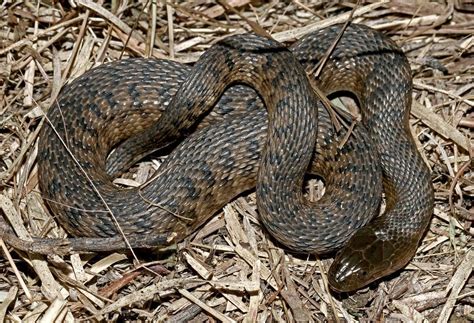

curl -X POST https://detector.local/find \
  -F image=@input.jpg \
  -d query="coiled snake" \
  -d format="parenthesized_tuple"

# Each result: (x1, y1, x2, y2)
(37, 24, 434, 292)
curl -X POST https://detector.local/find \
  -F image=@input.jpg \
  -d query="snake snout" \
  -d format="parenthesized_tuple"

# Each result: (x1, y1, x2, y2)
(327, 226, 382, 292)
(327, 247, 371, 292)
(327, 224, 420, 292)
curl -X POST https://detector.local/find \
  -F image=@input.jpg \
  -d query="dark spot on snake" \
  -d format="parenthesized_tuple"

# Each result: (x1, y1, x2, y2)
(339, 142, 355, 155)
(47, 175, 62, 196)
(70, 136, 92, 151)
(223, 51, 236, 71)
(245, 95, 260, 110)
(344, 163, 363, 175)
(270, 75, 282, 89)
(274, 99, 287, 115)
(80, 160, 93, 170)
(263, 53, 274, 70)
(200, 162, 216, 187)
(248, 138, 260, 155)
(271, 151, 283, 166)
(216, 94, 234, 109)
(88, 102, 103, 119)
(77, 115, 98, 137)
(278, 79, 295, 93)
(66, 210, 82, 230)
(220, 146, 236, 168)
(37, 147, 49, 162)
(94, 221, 117, 237)
(182, 176, 198, 199)
(127, 83, 140, 101)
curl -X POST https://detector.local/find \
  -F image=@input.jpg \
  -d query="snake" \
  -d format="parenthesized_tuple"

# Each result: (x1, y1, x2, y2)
(36, 24, 434, 292)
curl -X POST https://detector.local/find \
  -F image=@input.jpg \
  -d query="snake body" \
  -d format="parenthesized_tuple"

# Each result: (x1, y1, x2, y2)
(37, 24, 434, 291)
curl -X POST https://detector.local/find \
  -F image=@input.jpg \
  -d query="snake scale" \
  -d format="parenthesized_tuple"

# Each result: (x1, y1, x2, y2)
(37, 24, 434, 292)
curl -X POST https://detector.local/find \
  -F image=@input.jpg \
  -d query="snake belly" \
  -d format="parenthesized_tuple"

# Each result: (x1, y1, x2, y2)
(37, 24, 433, 291)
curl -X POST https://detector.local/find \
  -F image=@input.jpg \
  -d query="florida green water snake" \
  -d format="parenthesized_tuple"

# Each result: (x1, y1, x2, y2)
(36, 24, 434, 292)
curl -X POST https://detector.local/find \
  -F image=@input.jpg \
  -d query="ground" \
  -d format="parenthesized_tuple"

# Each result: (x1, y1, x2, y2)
(0, 1, 472, 322)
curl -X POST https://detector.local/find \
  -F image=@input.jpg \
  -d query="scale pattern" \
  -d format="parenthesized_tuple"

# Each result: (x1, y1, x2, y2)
(37, 24, 433, 291)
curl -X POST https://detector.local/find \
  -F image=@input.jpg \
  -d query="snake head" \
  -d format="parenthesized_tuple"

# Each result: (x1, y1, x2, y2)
(327, 224, 418, 292)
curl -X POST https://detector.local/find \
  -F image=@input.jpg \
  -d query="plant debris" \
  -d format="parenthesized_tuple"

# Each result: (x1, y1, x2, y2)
(0, 1, 472, 322)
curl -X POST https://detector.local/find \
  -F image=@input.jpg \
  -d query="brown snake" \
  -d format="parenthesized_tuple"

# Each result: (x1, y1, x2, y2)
(36, 24, 434, 292)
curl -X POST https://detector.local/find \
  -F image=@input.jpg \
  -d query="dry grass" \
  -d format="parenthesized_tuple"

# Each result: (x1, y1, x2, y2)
(0, 0, 473, 322)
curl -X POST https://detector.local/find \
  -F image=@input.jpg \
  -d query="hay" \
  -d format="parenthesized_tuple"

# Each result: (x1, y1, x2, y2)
(0, 1, 472, 321)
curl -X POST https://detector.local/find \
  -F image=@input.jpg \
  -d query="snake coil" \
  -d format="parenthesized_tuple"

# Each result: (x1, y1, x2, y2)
(38, 24, 433, 291)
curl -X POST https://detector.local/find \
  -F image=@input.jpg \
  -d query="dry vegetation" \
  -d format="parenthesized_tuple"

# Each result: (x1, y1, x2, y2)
(0, 0, 473, 322)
